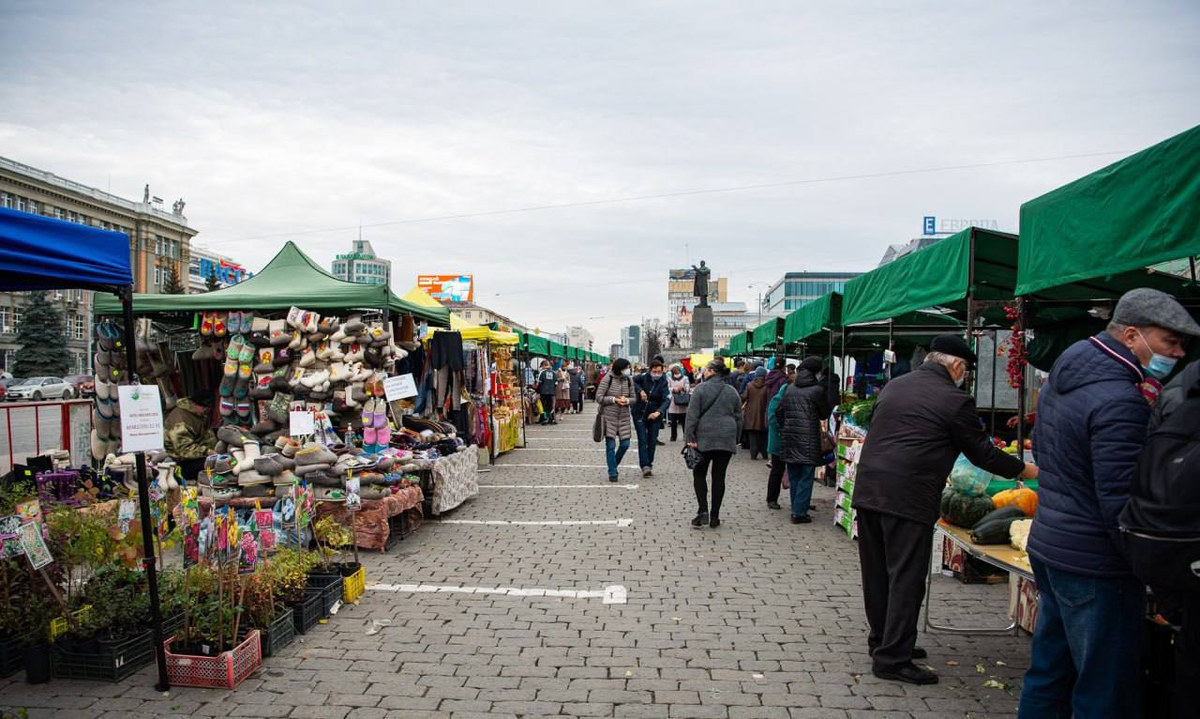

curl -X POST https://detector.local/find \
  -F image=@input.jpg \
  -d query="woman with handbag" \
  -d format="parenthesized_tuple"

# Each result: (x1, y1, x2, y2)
(685, 359, 744, 528)
(595, 357, 637, 482)
(667, 364, 691, 442)
(775, 356, 839, 524)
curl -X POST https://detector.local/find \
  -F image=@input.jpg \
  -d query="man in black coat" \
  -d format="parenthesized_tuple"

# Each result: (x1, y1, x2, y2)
(852, 334, 1037, 685)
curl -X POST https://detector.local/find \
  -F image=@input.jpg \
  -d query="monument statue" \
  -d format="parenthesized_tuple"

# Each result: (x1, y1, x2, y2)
(692, 261, 711, 307)
(172, 198, 186, 215)
(143, 184, 150, 203)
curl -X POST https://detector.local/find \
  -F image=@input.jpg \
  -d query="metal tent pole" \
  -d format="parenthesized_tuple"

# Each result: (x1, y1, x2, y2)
(1016, 298, 1027, 463)
(122, 287, 169, 691)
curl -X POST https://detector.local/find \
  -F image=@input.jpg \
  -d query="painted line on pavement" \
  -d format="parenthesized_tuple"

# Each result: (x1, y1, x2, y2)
(367, 583, 628, 604)
(436, 518, 634, 527)
(514, 448, 607, 451)
(478, 483, 639, 490)
(496, 463, 641, 469)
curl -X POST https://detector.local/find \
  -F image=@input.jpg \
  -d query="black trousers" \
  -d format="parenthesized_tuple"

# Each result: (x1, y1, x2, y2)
(668, 413, 686, 441)
(693, 450, 732, 518)
(540, 394, 556, 422)
(571, 399, 583, 412)
(766, 454, 785, 503)
(745, 429, 768, 459)
(856, 508, 933, 671)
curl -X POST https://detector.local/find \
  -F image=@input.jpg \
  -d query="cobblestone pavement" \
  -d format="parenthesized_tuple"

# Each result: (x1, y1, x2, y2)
(1, 410, 1031, 718)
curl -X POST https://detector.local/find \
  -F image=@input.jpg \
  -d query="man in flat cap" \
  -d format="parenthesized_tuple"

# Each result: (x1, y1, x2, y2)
(1019, 288, 1200, 717)
(853, 334, 1038, 684)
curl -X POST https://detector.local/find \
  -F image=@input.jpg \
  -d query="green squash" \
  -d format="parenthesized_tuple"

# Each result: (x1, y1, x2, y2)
(941, 488, 996, 529)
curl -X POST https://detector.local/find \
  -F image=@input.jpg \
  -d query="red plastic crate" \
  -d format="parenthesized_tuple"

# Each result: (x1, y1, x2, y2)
(164, 630, 262, 689)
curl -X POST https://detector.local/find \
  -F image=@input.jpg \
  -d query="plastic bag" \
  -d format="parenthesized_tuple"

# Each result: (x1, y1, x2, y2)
(948, 455, 996, 497)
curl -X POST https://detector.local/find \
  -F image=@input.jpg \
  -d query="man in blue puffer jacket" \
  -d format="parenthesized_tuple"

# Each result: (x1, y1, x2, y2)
(1019, 288, 1200, 718)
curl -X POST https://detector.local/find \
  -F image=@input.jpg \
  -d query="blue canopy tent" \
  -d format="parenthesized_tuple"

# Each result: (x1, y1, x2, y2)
(0, 207, 171, 690)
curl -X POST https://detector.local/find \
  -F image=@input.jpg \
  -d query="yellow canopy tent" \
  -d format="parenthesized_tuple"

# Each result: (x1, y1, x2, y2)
(402, 286, 519, 346)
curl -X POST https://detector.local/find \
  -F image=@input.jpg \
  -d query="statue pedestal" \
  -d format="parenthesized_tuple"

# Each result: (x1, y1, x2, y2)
(691, 305, 714, 351)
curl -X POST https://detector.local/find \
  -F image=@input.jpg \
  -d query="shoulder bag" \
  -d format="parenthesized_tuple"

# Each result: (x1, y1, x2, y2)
(593, 375, 611, 443)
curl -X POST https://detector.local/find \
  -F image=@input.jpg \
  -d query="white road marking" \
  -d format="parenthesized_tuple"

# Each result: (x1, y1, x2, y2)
(367, 583, 628, 605)
(497, 463, 641, 469)
(514, 448, 607, 451)
(437, 518, 634, 527)
(478, 483, 639, 490)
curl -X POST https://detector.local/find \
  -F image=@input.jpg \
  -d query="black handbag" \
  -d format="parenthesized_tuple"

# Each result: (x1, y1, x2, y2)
(681, 444, 700, 469)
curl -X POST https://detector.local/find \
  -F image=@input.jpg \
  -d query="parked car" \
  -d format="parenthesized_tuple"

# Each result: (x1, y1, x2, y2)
(4, 376, 74, 401)
(63, 374, 95, 397)
(0, 377, 11, 401)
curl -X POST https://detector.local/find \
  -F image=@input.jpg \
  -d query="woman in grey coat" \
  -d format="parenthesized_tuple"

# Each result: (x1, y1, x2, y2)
(685, 358, 744, 528)
(596, 357, 637, 482)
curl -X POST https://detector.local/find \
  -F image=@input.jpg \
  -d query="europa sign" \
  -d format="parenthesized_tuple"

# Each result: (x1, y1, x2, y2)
(417, 274, 474, 302)
(922, 216, 1000, 236)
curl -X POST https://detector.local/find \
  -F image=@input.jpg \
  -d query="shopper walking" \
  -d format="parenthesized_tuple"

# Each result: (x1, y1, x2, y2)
(554, 363, 571, 419)
(633, 359, 671, 477)
(569, 363, 585, 413)
(853, 335, 1036, 685)
(536, 360, 557, 425)
(764, 380, 788, 509)
(685, 359, 743, 529)
(1019, 289, 1199, 718)
(764, 356, 789, 403)
(741, 366, 770, 459)
(776, 357, 838, 522)
(596, 357, 637, 482)
(667, 363, 691, 442)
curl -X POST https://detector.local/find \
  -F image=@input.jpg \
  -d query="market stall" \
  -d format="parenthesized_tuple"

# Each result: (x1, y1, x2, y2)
(749, 317, 785, 356)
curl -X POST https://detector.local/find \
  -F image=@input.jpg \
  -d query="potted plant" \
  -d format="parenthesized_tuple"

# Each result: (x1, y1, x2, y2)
(240, 570, 294, 658)
(52, 566, 157, 682)
(164, 564, 261, 689)
(20, 595, 56, 684)
(308, 518, 346, 613)
(271, 548, 324, 634)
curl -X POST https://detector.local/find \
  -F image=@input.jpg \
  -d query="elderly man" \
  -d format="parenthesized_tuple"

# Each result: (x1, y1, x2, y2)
(853, 334, 1037, 685)
(1019, 288, 1200, 718)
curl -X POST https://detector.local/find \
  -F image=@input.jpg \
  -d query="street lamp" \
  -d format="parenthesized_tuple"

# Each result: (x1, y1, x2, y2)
(748, 282, 772, 327)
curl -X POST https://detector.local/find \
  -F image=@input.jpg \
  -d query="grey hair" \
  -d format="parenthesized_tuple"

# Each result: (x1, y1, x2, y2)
(924, 351, 964, 370)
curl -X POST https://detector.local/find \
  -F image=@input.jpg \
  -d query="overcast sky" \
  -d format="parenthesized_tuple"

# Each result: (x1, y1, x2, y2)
(2, 1, 1197, 348)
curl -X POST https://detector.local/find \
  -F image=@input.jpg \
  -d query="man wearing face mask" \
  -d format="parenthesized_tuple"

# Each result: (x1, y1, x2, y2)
(1018, 288, 1199, 718)
(852, 334, 1036, 685)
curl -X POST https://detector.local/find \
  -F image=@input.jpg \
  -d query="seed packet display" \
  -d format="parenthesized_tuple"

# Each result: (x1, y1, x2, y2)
(254, 509, 276, 552)
(18, 521, 53, 570)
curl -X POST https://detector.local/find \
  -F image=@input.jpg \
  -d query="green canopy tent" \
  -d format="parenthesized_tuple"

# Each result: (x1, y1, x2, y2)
(523, 332, 550, 357)
(750, 317, 785, 354)
(94, 241, 450, 325)
(726, 330, 751, 357)
(548, 340, 565, 359)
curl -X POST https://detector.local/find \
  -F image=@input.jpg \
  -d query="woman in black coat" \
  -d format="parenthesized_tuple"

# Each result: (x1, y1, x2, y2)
(775, 356, 838, 524)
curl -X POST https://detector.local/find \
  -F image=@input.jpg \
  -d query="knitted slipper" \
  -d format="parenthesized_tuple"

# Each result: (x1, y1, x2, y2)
(236, 398, 252, 419)
(214, 312, 228, 338)
(269, 319, 290, 346)
(200, 312, 215, 337)
(220, 397, 235, 417)
(254, 348, 274, 374)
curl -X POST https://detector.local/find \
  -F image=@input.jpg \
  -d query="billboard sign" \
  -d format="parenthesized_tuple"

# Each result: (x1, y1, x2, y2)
(417, 274, 474, 302)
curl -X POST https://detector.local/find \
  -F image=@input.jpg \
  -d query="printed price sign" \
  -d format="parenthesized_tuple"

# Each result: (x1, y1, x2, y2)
(117, 385, 165, 453)
(383, 373, 418, 402)
(289, 410, 315, 436)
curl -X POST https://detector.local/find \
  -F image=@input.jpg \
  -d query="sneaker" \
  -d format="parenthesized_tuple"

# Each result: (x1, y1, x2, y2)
(767, 501, 781, 510)
(608, 475, 618, 483)
(656, 440, 665, 446)
(709, 516, 720, 529)
(691, 512, 709, 528)
(791, 515, 812, 524)
(641, 467, 652, 478)
(872, 662, 938, 685)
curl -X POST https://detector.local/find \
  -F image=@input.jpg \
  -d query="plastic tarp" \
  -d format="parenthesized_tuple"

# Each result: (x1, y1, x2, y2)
(1017, 125, 1200, 297)
(727, 331, 750, 355)
(842, 228, 1019, 326)
(0, 207, 132, 291)
(548, 340, 564, 359)
(522, 333, 549, 357)
(783, 293, 842, 346)
(94, 242, 449, 325)
(751, 318, 784, 351)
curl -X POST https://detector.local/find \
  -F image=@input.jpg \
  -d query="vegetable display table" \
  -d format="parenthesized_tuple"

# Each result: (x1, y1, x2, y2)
(924, 520, 1032, 635)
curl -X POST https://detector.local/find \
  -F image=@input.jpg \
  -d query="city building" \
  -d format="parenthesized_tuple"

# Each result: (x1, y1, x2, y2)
(443, 300, 528, 334)
(761, 271, 862, 314)
(608, 344, 621, 361)
(619, 324, 641, 364)
(0, 155, 198, 375)
(565, 325, 594, 351)
(667, 268, 728, 349)
(188, 246, 252, 293)
(711, 301, 782, 349)
(331, 239, 391, 286)
(878, 237, 944, 266)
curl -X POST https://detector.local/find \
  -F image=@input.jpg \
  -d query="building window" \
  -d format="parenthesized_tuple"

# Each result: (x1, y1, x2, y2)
(1, 349, 13, 373)
(0, 307, 8, 333)
(28, 200, 37, 215)
(73, 316, 85, 340)
(0, 192, 9, 209)
(15, 196, 26, 212)
(11, 309, 20, 331)
(154, 267, 163, 286)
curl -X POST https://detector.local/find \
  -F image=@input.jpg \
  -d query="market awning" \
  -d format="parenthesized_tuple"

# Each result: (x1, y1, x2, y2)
(94, 242, 449, 325)
(727, 331, 750, 356)
(751, 317, 785, 352)
(522, 333, 549, 356)
(783, 293, 842, 346)
(0, 207, 132, 292)
(1016, 125, 1200, 298)
(548, 340, 565, 359)
(842, 227, 1019, 326)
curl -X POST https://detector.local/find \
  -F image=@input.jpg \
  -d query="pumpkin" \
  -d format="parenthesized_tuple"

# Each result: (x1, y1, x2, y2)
(992, 487, 1038, 517)
(941, 488, 996, 529)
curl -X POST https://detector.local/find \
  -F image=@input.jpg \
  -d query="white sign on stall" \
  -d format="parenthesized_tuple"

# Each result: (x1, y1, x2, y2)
(289, 410, 315, 437)
(117, 385, 164, 453)
(383, 373, 418, 402)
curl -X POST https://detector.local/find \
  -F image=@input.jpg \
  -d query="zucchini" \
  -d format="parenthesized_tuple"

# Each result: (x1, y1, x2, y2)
(974, 506, 1026, 528)
(971, 508, 1026, 544)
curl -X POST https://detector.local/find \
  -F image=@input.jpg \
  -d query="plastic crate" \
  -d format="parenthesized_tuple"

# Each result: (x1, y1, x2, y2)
(52, 630, 155, 682)
(163, 613, 184, 639)
(0, 633, 29, 678)
(342, 567, 365, 604)
(164, 630, 261, 690)
(307, 574, 344, 615)
(49, 606, 92, 641)
(263, 607, 296, 657)
(289, 589, 324, 635)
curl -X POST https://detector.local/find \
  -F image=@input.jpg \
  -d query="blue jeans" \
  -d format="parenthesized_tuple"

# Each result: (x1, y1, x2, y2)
(605, 437, 630, 478)
(786, 463, 815, 518)
(634, 418, 662, 469)
(1017, 558, 1145, 719)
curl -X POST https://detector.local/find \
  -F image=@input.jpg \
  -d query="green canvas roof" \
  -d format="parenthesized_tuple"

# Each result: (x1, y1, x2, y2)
(783, 293, 842, 346)
(842, 227, 1019, 326)
(751, 318, 785, 352)
(548, 340, 564, 358)
(727, 331, 750, 355)
(94, 241, 449, 325)
(522, 333, 549, 356)
(1017, 125, 1200, 298)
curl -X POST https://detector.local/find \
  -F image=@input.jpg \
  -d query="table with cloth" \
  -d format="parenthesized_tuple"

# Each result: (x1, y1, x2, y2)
(405, 445, 479, 515)
(314, 484, 424, 551)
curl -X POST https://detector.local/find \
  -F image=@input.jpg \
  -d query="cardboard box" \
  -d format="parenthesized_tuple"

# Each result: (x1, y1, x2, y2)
(836, 490, 853, 514)
(1012, 575, 1039, 634)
